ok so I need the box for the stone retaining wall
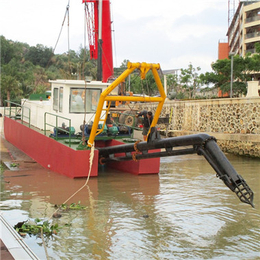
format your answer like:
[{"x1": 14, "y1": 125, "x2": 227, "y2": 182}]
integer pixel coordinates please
[{"x1": 136, "y1": 97, "x2": 260, "y2": 158}]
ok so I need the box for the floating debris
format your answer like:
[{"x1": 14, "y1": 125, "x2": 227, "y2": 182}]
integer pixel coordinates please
[
  {"x1": 14, "y1": 218, "x2": 60, "y2": 237},
  {"x1": 10, "y1": 162, "x2": 19, "y2": 168},
  {"x1": 52, "y1": 213, "x2": 62, "y2": 218},
  {"x1": 55, "y1": 201, "x2": 87, "y2": 211},
  {"x1": 3, "y1": 161, "x2": 20, "y2": 171}
]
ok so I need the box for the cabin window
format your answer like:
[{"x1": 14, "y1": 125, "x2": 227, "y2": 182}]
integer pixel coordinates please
[
  {"x1": 70, "y1": 89, "x2": 85, "y2": 113},
  {"x1": 59, "y1": 87, "x2": 63, "y2": 112},
  {"x1": 69, "y1": 88, "x2": 101, "y2": 113},
  {"x1": 53, "y1": 88, "x2": 59, "y2": 111},
  {"x1": 86, "y1": 89, "x2": 101, "y2": 111}
]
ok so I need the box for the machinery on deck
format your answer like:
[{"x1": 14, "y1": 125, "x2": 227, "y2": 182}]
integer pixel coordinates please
[{"x1": 86, "y1": 62, "x2": 166, "y2": 147}]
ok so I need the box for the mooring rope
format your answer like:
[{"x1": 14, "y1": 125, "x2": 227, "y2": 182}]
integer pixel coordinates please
[
  {"x1": 41, "y1": 143, "x2": 95, "y2": 260},
  {"x1": 41, "y1": 227, "x2": 50, "y2": 260},
  {"x1": 47, "y1": 143, "x2": 95, "y2": 221}
]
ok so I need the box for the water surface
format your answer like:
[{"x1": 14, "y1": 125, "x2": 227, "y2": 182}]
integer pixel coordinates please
[{"x1": 1, "y1": 154, "x2": 259, "y2": 260}]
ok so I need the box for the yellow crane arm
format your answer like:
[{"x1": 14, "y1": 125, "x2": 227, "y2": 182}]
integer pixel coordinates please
[{"x1": 87, "y1": 62, "x2": 166, "y2": 147}]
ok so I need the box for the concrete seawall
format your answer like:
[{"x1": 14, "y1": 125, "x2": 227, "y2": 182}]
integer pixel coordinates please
[{"x1": 137, "y1": 97, "x2": 260, "y2": 158}]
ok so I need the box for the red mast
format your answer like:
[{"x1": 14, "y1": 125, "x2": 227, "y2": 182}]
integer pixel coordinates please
[{"x1": 83, "y1": 0, "x2": 113, "y2": 82}]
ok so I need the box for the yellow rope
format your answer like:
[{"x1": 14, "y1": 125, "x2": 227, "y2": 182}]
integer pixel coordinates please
[
  {"x1": 48, "y1": 143, "x2": 95, "y2": 220},
  {"x1": 41, "y1": 227, "x2": 50, "y2": 260},
  {"x1": 43, "y1": 143, "x2": 95, "y2": 260}
]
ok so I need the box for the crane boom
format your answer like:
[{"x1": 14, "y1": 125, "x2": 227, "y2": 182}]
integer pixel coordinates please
[{"x1": 83, "y1": 0, "x2": 114, "y2": 82}]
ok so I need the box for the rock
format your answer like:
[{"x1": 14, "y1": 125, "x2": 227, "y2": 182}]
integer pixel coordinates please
[{"x1": 53, "y1": 213, "x2": 62, "y2": 218}]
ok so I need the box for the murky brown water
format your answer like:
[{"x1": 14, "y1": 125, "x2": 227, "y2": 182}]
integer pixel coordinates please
[{"x1": 1, "y1": 154, "x2": 260, "y2": 260}]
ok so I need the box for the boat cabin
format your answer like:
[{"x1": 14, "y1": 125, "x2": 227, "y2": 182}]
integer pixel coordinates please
[{"x1": 22, "y1": 80, "x2": 109, "y2": 133}]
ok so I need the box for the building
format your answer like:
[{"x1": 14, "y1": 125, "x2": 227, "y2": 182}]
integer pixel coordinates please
[
  {"x1": 218, "y1": 40, "x2": 230, "y2": 59},
  {"x1": 218, "y1": 1, "x2": 260, "y2": 97},
  {"x1": 229, "y1": 0, "x2": 260, "y2": 55},
  {"x1": 220, "y1": 0, "x2": 260, "y2": 58}
]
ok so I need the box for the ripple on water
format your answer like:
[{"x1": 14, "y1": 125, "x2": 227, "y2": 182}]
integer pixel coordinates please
[{"x1": 1, "y1": 154, "x2": 259, "y2": 260}]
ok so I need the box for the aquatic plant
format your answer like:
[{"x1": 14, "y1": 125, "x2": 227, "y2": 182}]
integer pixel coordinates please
[
  {"x1": 14, "y1": 218, "x2": 60, "y2": 237},
  {"x1": 0, "y1": 163, "x2": 5, "y2": 174},
  {"x1": 10, "y1": 162, "x2": 19, "y2": 168},
  {"x1": 56, "y1": 201, "x2": 87, "y2": 210}
]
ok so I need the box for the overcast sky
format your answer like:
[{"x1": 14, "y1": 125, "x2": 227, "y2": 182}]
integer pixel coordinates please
[{"x1": 0, "y1": 0, "x2": 229, "y2": 73}]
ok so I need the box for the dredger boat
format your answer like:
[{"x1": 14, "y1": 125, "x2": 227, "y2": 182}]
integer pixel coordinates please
[{"x1": 3, "y1": 62, "x2": 254, "y2": 207}]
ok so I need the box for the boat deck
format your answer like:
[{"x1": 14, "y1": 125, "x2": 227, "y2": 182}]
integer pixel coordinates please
[{"x1": 14, "y1": 119, "x2": 139, "y2": 150}]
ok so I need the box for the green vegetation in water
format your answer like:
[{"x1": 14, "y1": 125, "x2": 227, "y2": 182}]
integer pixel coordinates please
[
  {"x1": 0, "y1": 163, "x2": 6, "y2": 175},
  {"x1": 55, "y1": 201, "x2": 87, "y2": 211},
  {"x1": 14, "y1": 218, "x2": 60, "y2": 237},
  {"x1": 10, "y1": 162, "x2": 19, "y2": 168}
]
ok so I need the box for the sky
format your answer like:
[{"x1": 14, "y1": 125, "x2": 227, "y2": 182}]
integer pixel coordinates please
[{"x1": 0, "y1": 0, "x2": 229, "y2": 73}]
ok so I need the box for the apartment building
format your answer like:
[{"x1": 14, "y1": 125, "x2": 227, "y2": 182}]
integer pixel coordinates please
[
  {"x1": 219, "y1": 1, "x2": 260, "y2": 58},
  {"x1": 226, "y1": 0, "x2": 260, "y2": 56}
]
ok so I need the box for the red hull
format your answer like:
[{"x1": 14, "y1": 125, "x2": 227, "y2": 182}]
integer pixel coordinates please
[{"x1": 4, "y1": 117, "x2": 160, "y2": 178}]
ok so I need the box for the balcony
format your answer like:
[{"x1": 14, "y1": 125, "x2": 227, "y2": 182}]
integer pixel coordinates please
[
  {"x1": 246, "y1": 31, "x2": 260, "y2": 39},
  {"x1": 246, "y1": 48, "x2": 256, "y2": 54},
  {"x1": 246, "y1": 15, "x2": 260, "y2": 23}
]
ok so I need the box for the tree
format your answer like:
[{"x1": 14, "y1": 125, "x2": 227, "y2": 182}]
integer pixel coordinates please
[
  {"x1": 1, "y1": 74, "x2": 22, "y2": 106},
  {"x1": 180, "y1": 64, "x2": 202, "y2": 99},
  {"x1": 25, "y1": 44, "x2": 53, "y2": 68},
  {"x1": 166, "y1": 74, "x2": 178, "y2": 92},
  {"x1": 201, "y1": 54, "x2": 256, "y2": 97},
  {"x1": 244, "y1": 42, "x2": 260, "y2": 80},
  {"x1": 1, "y1": 36, "x2": 15, "y2": 64}
]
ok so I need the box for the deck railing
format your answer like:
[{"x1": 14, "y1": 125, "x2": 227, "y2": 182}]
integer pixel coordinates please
[
  {"x1": 44, "y1": 112, "x2": 73, "y2": 147},
  {"x1": 4, "y1": 101, "x2": 31, "y2": 127}
]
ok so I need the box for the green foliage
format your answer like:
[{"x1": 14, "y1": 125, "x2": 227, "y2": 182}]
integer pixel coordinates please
[
  {"x1": 0, "y1": 36, "x2": 97, "y2": 105},
  {"x1": 24, "y1": 44, "x2": 53, "y2": 67},
  {"x1": 166, "y1": 73, "x2": 178, "y2": 94},
  {"x1": 14, "y1": 218, "x2": 60, "y2": 237},
  {"x1": 10, "y1": 163, "x2": 19, "y2": 168},
  {"x1": 1, "y1": 36, "x2": 15, "y2": 64},
  {"x1": 0, "y1": 163, "x2": 6, "y2": 175},
  {"x1": 255, "y1": 42, "x2": 260, "y2": 53},
  {"x1": 1, "y1": 35, "x2": 259, "y2": 103},
  {"x1": 166, "y1": 64, "x2": 203, "y2": 99},
  {"x1": 180, "y1": 64, "x2": 202, "y2": 99},
  {"x1": 58, "y1": 201, "x2": 87, "y2": 210},
  {"x1": 128, "y1": 71, "x2": 158, "y2": 95},
  {"x1": 220, "y1": 81, "x2": 247, "y2": 96},
  {"x1": 201, "y1": 52, "x2": 259, "y2": 97},
  {"x1": 176, "y1": 92, "x2": 185, "y2": 99}
]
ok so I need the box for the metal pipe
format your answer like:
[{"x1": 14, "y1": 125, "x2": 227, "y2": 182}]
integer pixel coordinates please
[
  {"x1": 230, "y1": 52, "x2": 234, "y2": 98},
  {"x1": 100, "y1": 147, "x2": 196, "y2": 163},
  {"x1": 97, "y1": 134, "x2": 254, "y2": 207},
  {"x1": 98, "y1": 134, "x2": 211, "y2": 156}
]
